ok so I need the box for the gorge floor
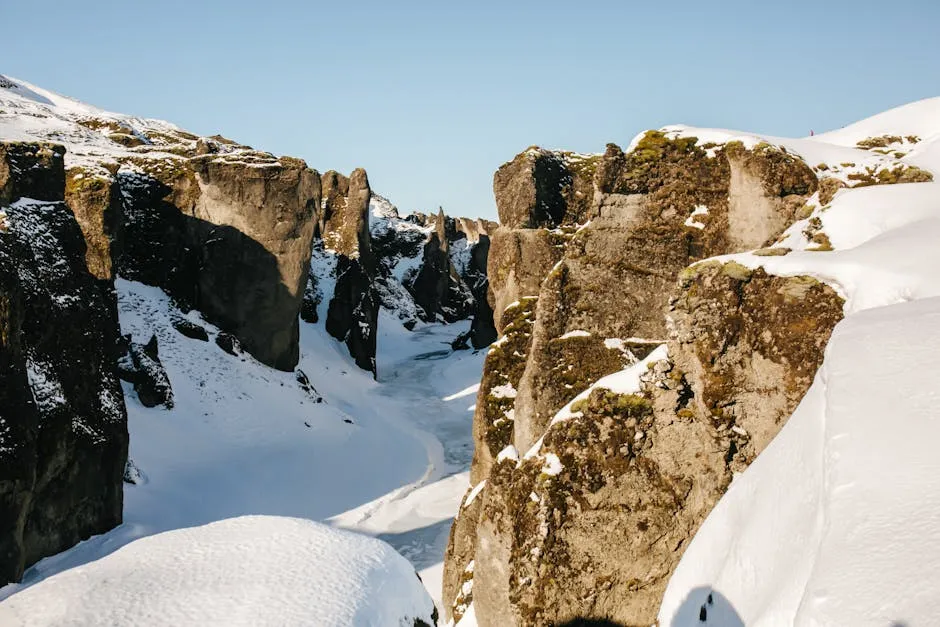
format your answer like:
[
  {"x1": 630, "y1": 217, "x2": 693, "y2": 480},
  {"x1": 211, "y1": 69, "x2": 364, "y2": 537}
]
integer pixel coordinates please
[{"x1": 0, "y1": 279, "x2": 486, "y2": 612}]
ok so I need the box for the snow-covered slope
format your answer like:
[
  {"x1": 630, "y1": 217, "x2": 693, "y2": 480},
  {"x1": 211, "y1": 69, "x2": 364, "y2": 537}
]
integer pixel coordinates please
[
  {"x1": 655, "y1": 101, "x2": 940, "y2": 625},
  {"x1": 0, "y1": 275, "x2": 485, "y2": 613},
  {"x1": 0, "y1": 516, "x2": 437, "y2": 626},
  {"x1": 811, "y1": 96, "x2": 940, "y2": 147},
  {"x1": 0, "y1": 74, "x2": 224, "y2": 174}
]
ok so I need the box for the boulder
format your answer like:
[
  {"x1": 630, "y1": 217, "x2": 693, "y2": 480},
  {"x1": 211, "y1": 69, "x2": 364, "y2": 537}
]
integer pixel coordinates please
[{"x1": 126, "y1": 335, "x2": 174, "y2": 409}]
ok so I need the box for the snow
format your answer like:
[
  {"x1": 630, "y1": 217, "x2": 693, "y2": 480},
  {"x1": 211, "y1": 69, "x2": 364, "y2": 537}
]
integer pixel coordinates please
[
  {"x1": 684, "y1": 204, "x2": 708, "y2": 230},
  {"x1": 705, "y1": 183, "x2": 940, "y2": 314},
  {"x1": 810, "y1": 97, "x2": 940, "y2": 147},
  {"x1": 557, "y1": 329, "x2": 591, "y2": 339},
  {"x1": 0, "y1": 74, "x2": 208, "y2": 173},
  {"x1": 0, "y1": 516, "x2": 436, "y2": 627},
  {"x1": 25, "y1": 357, "x2": 67, "y2": 414},
  {"x1": 541, "y1": 452, "x2": 563, "y2": 476},
  {"x1": 463, "y1": 480, "x2": 487, "y2": 509},
  {"x1": 0, "y1": 278, "x2": 487, "y2": 616},
  {"x1": 489, "y1": 382, "x2": 517, "y2": 399},
  {"x1": 542, "y1": 343, "x2": 669, "y2": 435}
]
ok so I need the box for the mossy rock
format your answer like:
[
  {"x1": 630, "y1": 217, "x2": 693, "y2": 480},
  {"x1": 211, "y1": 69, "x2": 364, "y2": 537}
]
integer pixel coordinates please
[
  {"x1": 720, "y1": 261, "x2": 753, "y2": 281},
  {"x1": 753, "y1": 247, "x2": 791, "y2": 257}
]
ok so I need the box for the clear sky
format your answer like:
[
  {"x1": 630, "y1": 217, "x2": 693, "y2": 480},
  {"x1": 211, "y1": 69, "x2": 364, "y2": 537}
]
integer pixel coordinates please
[{"x1": 4, "y1": 0, "x2": 939, "y2": 220}]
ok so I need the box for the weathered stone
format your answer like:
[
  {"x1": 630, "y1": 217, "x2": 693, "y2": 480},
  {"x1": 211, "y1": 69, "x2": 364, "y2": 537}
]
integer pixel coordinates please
[
  {"x1": 670, "y1": 263, "x2": 844, "y2": 466},
  {"x1": 320, "y1": 168, "x2": 379, "y2": 376},
  {"x1": 126, "y1": 335, "x2": 174, "y2": 409},
  {"x1": 0, "y1": 142, "x2": 66, "y2": 206},
  {"x1": 0, "y1": 142, "x2": 127, "y2": 586},
  {"x1": 326, "y1": 255, "x2": 378, "y2": 375},
  {"x1": 447, "y1": 134, "x2": 830, "y2": 625},
  {"x1": 64, "y1": 167, "x2": 124, "y2": 280},
  {"x1": 215, "y1": 332, "x2": 242, "y2": 357},
  {"x1": 487, "y1": 227, "x2": 565, "y2": 333},
  {"x1": 117, "y1": 154, "x2": 320, "y2": 371},
  {"x1": 442, "y1": 298, "x2": 537, "y2": 624},
  {"x1": 493, "y1": 148, "x2": 596, "y2": 229},
  {"x1": 171, "y1": 316, "x2": 209, "y2": 342},
  {"x1": 466, "y1": 233, "x2": 497, "y2": 349},
  {"x1": 407, "y1": 209, "x2": 474, "y2": 323}
]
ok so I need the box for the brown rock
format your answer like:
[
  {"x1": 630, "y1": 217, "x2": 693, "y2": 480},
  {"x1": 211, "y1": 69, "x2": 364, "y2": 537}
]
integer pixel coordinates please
[{"x1": 118, "y1": 154, "x2": 320, "y2": 371}]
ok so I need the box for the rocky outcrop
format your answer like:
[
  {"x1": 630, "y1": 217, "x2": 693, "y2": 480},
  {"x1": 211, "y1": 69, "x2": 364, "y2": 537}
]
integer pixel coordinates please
[
  {"x1": 487, "y1": 228, "x2": 566, "y2": 333},
  {"x1": 407, "y1": 209, "x2": 474, "y2": 324},
  {"x1": 670, "y1": 262, "x2": 844, "y2": 467},
  {"x1": 119, "y1": 334, "x2": 174, "y2": 409},
  {"x1": 493, "y1": 148, "x2": 596, "y2": 229},
  {"x1": 320, "y1": 169, "x2": 379, "y2": 375},
  {"x1": 64, "y1": 166, "x2": 123, "y2": 280},
  {"x1": 444, "y1": 133, "x2": 836, "y2": 625},
  {"x1": 465, "y1": 231, "x2": 498, "y2": 349},
  {"x1": 117, "y1": 153, "x2": 320, "y2": 371},
  {"x1": 0, "y1": 141, "x2": 127, "y2": 586},
  {"x1": 465, "y1": 265, "x2": 842, "y2": 627}
]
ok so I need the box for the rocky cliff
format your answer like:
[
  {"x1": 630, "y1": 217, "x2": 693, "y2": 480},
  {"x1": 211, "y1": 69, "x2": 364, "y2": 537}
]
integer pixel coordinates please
[
  {"x1": 444, "y1": 132, "x2": 850, "y2": 626},
  {"x1": 0, "y1": 74, "x2": 498, "y2": 588},
  {"x1": 0, "y1": 142, "x2": 127, "y2": 585}
]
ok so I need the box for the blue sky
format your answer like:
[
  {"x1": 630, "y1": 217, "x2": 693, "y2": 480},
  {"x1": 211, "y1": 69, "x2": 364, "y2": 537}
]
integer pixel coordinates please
[{"x1": 4, "y1": 0, "x2": 939, "y2": 220}]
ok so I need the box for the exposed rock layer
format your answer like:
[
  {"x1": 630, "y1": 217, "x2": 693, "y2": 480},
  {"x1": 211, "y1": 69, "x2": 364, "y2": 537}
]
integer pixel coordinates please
[
  {"x1": 0, "y1": 142, "x2": 128, "y2": 586},
  {"x1": 444, "y1": 133, "x2": 840, "y2": 626}
]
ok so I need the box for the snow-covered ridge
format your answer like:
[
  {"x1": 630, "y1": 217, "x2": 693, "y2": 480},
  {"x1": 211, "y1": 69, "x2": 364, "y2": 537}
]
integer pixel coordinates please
[{"x1": 0, "y1": 74, "x2": 265, "y2": 174}]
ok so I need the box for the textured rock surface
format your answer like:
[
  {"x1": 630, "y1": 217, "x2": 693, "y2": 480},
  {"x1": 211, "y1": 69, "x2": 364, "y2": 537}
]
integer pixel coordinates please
[
  {"x1": 64, "y1": 166, "x2": 123, "y2": 280},
  {"x1": 465, "y1": 232, "x2": 498, "y2": 349},
  {"x1": 493, "y1": 148, "x2": 597, "y2": 229},
  {"x1": 470, "y1": 264, "x2": 843, "y2": 625},
  {"x1": 407, "y1": 209, "x2": 474, "y2": 323},
  {"x1": 321, "y1": 169, "x2": 379, "y2": 375},
  {"x1": 0, "y1": 142, "x2": 127, "y2": 586},
  {"x1": 123, "y1": 335, "x2": 174, "y2": 409},
  {"x1": 117, "y1": 153, "x2": 320, "y2": 371},
  {"x1": 670, "y1": 262, "x2": 844, "y2": 467},
  {"x1": 487, "y1": 227, "x2": 565, "y2": 333},
  {"x1": 444, "y1": 133, "x2": 833, "y2": 625}
]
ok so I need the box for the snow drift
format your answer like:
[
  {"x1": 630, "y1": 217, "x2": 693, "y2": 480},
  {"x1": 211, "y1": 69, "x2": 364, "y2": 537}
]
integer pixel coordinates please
[{"x1": 0, "y1": 516, "x2": 437, "y2": 627}]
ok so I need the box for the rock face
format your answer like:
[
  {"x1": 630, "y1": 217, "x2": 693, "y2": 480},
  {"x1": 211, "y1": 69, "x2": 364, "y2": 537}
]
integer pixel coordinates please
[
  {"x1": 408, "y1": 209, "x2": 474, "y2": 324},
  {"x1": 119, "y1": 335, "x2": 174, "y2": 409},
  {"x1": 314, "y1": 190, "x2": 498, "y2": 373},
  {"x1": 117, "y1": 153, "x2": 320, "y2": 371},
  {"x1": 670, "y1": 262, "x2": 845, "y2": 466},
  {"x1": 64, "y1": 166, "x2": 123, "y2": 281},
  {"x1": 465, "y1": 231, "x2": 498, "y2": 349},
  {"x1": 443, "y1": 133, "x2": 841, "y2": 626},
  {"x1": 319, "y1": 168, "x2": 379, "y2": 376},
  {"x1": 0, "y1": 142, "x2": 128, "y2": 586}
]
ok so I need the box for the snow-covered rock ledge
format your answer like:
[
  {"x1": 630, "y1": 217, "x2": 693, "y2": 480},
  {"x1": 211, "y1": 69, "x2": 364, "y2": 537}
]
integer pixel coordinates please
[{"x1": 0, "y1": 516, "x2": 438, "y2": 627}]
